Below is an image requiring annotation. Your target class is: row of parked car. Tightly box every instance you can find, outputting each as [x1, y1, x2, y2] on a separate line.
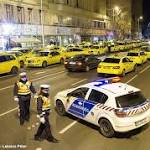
[0, 41, 149, 75]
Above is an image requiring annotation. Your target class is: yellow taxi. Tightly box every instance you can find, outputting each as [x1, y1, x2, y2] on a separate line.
[0, 53, 20, 75]
[60, 47, 89, 63]
[26, 51, 62, 68]
[127, 51, 147, 65]
[97, 56, 136, 76]
[7, 51, 26, 67]
[11, 47, 32, 58]
[141, 46, 150, 59]
[88, 45, 107, 55]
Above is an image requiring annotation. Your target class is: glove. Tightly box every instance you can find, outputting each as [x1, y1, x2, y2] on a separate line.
[14, 97, 19, 102]
[40, 117, 45, 124]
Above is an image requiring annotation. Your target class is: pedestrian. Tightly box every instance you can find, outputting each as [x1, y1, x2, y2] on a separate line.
[34, 84, 58, 143]
[14, 72, 36, 125]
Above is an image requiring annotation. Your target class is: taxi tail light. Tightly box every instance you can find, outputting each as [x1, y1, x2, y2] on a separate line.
[113, 66, 120, 69]
[114, 109, 127, 118]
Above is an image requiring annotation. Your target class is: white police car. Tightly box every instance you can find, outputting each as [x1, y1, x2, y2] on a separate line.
[54, 77, 150, 137]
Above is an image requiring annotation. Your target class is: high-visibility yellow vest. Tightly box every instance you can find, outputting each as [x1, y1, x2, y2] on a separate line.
[38, 95, 51, 111]
[17, 81, 31, 95]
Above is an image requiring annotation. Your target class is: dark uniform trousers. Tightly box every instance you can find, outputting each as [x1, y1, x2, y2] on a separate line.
[18, 94, 31, 123]
[35, 112, 54, 140]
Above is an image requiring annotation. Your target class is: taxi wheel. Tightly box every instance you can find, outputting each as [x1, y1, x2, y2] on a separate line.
[11, 67, 18, 75]
[99, 118, 115, 138]
[133, 64, 137, 72]
[85, 66, 90, 72]
[121, 69, 125, 77]
[56, 100, 66, 116]
[42, 61, 47, 68]
[20, 61, 24, 68]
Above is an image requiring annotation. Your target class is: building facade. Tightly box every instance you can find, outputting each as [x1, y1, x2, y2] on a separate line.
[0, 0, 113, 48]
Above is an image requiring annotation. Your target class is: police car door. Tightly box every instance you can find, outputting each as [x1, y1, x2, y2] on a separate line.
[67, 87, 89, 118]
[83, 89, 108, 124]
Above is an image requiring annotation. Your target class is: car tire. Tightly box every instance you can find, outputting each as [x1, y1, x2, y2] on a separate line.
[56, 100, 66, 116]
[85, 66, 90, 72]
[133, 64, 137, 72]
[20, 61, 24, 68]
[11, 66, 18, 75]
[42, 61, 47, 68]
[99, 118, 115, 138]
[120, 69, 125, 77]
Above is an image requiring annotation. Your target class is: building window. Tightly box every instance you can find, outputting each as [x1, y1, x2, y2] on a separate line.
[5, 4, 14, 23]
[17, 6, 25, 24]
[28, 8, 32, 24]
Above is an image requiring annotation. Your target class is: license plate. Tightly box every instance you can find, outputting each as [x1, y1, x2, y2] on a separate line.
[103, 66, 111, 69]
[135, 118, 147, 126]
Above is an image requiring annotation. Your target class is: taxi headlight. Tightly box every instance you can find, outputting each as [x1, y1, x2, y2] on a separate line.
[98, 64, 102, 68]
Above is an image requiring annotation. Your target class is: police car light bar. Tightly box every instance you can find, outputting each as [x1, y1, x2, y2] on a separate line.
[93, 77, 121, 87]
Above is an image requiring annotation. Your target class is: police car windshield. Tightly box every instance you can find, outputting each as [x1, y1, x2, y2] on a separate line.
[103, 58, 120, 63]
[127, 53, 138, 56]
[116, 91, 146, 108]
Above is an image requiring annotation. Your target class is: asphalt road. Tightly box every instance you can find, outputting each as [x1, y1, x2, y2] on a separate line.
[0, 60, 150, 150]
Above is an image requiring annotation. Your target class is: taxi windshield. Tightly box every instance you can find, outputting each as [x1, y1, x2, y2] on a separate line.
[127, 53, 138, 56]
[36, 52, 49, 56]
[103, 58, 120, 63]
[116, 91, 146, 108]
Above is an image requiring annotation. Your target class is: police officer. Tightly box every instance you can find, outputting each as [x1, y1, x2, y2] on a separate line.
[14, 72, 36, 125]
[34, 84, 58, 143]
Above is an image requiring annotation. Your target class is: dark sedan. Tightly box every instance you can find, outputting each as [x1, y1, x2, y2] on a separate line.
[64, 54, 100, 72]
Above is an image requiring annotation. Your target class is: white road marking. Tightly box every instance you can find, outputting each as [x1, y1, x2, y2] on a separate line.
[0, 107, 18, 117]
[0, 71, 65, 92]
[126, 75, 138, 84]
[59, 121, 78, 134]
[72, 79, 87, 86]
[27, 127, 32, 130]
[35, 71, 46, 75]
[0, 85, 13, 91]
[139, 65, 150, 74]
[35, 148, 42, 150]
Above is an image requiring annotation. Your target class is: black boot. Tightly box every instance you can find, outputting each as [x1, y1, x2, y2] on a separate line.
[34, 135, 43, 141]
[47, 137, 59, 143]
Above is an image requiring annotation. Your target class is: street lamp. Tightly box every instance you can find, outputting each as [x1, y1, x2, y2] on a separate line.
[41, 0, 45, 47]
[137, 16, 143, 39]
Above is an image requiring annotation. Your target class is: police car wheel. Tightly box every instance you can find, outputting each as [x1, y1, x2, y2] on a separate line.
[56, 100, 66, 116]
[99, 119, 115, 138]
[42, 61, 47, 68]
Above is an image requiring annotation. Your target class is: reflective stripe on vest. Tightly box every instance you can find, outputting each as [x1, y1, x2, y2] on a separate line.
[38, 95, 51, 111]
[17, 81, 31, 95]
